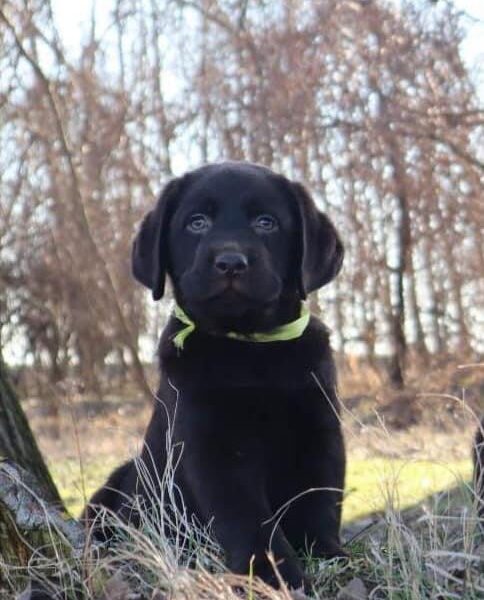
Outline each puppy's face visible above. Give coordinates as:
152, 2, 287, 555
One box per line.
167, 166, 298, 331
132, 162, 343, 333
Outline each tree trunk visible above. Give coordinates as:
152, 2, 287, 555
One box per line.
0, 460, 88, 596
0, 360, 80, 593
386, 142, 411, 389
0, 357, 61, 505
473, 418, 484, 521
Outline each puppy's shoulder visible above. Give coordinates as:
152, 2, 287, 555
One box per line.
306, 314, 332, 342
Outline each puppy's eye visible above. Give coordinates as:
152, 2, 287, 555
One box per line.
186, 214, 212, 233
252, 214, 278, 232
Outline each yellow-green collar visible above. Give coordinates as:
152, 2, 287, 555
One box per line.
172, 303, 310, 350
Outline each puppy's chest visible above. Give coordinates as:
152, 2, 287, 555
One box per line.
181, 386, 337, 469
165, 348, 317, 390
161, 334, 340, 443
181, 384, 337, 438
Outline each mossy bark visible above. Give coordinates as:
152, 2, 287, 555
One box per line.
0, 460, 89, 594
0, 358, 70, 592
0, 357, 61, 505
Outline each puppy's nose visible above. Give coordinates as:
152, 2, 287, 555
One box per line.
214, 252, 249, 276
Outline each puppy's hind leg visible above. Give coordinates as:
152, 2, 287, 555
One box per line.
81, 459, 136, 540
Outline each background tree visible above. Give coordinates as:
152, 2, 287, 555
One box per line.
0, 0, 482, 395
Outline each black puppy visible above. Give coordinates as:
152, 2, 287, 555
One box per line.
85, 162, 345, 589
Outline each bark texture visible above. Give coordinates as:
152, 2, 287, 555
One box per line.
0, 460, 88, 593
0, 358, 61, 505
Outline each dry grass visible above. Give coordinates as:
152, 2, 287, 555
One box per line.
2, 441, 482, 599
3, 359, 482, 598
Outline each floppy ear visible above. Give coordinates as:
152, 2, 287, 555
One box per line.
132, 178, 181, 301
291, 182, 344, 299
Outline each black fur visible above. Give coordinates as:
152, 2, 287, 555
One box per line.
85, 162, 345, 589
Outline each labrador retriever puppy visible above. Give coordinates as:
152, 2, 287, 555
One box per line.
85, 161, 345, 590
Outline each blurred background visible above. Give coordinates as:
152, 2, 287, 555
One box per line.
0, 0, 482, 518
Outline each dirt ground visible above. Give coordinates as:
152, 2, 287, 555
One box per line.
24, 358, 482, 469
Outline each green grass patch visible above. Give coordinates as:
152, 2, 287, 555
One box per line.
50, 456, 121, 516
51, 456, 473, 522
343, 458, 473, 522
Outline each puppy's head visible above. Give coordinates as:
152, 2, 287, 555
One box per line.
132, 162, 343, 332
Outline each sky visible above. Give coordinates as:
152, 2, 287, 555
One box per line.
50, 0, 484, 75
453, 0, 484, 76
48, 0, 484, 108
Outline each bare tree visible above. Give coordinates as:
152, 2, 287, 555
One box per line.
0, 0, 482, 394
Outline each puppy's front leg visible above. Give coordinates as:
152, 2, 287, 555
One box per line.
181, 446, 307, 589
279, 427, 346, 559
